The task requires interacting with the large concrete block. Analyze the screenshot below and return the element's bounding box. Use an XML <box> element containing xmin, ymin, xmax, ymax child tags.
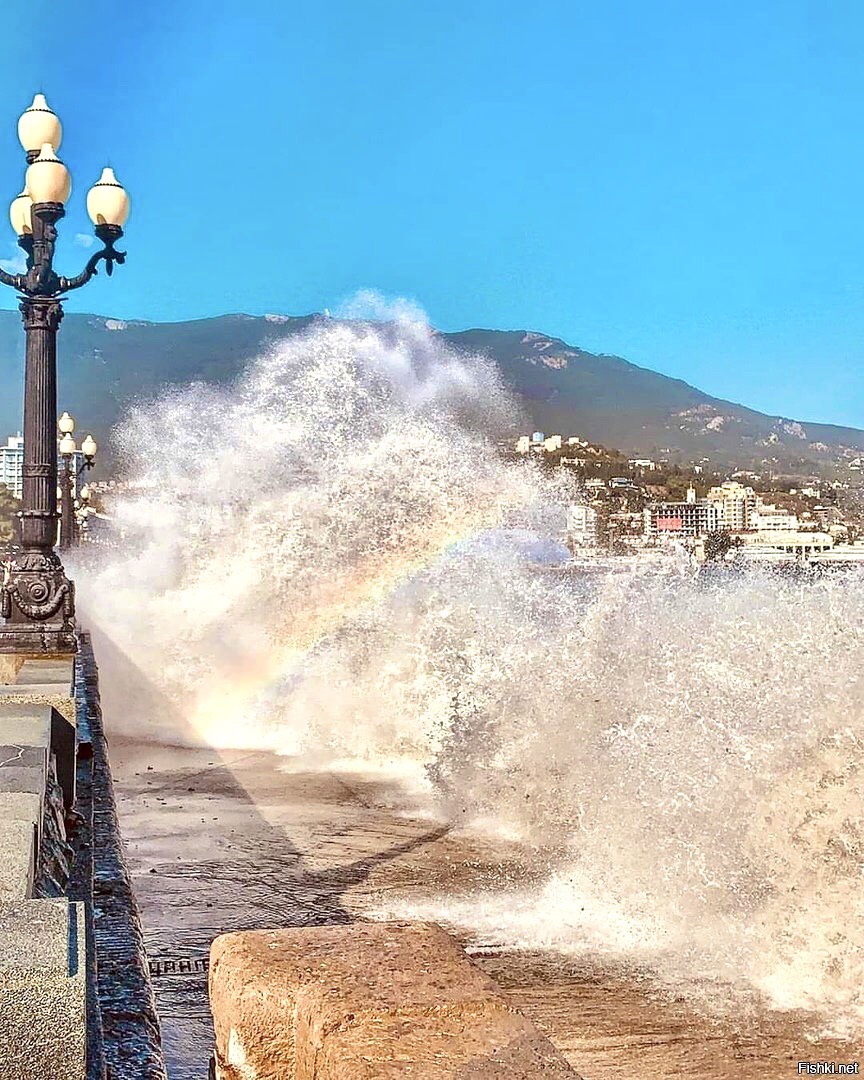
<box><xmin>0</xmin><ymin>703</ymin><xmax>76</xmax><ymax>809</ymax></box>
<box><xmin>313</xmin><ymin>1015</ymin><xmax>582</xmax><ymax>1078</ymax></box>
<box><xmin>0</xmin><ymin>898</ymin><xmax>86</xmax><ymax>1078</ymax></box>
<box><xmin>209</xmin><ymin>922</ymin><xmax>580</xmax><ymax>1080</ymax></box>
<box><xmin>0</xmin><ymin>818</ymin><xmax>36</xmax><ymax>900</ymax></box>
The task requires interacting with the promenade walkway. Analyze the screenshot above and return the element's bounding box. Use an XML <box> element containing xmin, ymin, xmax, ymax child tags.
<box><xmin>112</xmin><ymin>738</ymin><xmax>860</xmax><ymax>1080</ymax></box>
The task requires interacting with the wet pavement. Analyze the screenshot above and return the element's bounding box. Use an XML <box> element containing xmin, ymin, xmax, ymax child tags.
<box><xmin>111</xmin><ymin>738</ymin><xmax>862</xmax><ymax>1079</ymax></box>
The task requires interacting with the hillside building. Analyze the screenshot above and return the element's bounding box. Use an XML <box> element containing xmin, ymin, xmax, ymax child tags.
<box><xmin>738</xmin><ymin>531</ymin><xmax>834</xmax><ymax>560</ymax></box>
<box><xmin>0</xmin><ymin>434</ymin><xmax>23</xmax><ymax>498</ymax></box>
<box><xmin>0</xmin><ymin>433</ymin><xmax>85</xmax><ymax>501</ymax></box>
<box><xmin>567</xmin><ymin>504</ymin><xmax>598</xmax><ymax>546</ymax></box>
<box><xmin>644</xmin><ymin>495</ymin><xmax>721</xmax><ymax>538</ymax></box>
<box><xmin>707</xmin><ymin>481</ymin><xmax>756</xmax><ymax>531</ymax></box>
<box><xmin>750</xmin><ymin>503</ymin><xmax>799</xmax><ymax>532</ymax></box>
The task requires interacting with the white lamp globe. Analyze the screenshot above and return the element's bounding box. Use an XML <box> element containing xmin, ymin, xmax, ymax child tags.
<box><xmin>17</xmin><ymin>94</ymin><xmax>62</xmax><ymax>155</ymax></box>
<box><xmin>9</xmin><ymin>191</ymin><xmax>32</xmax><ymax>237</ymax></box>
<box><xmin>59</xmin><ymin>433</ymin><xmax>76</xmax><ymax>456</ymax></box>
<box><xmin>86</xmin><ymin>168</ymin><xmax>130</xmax><ymax>227</ymax></box>
<box><xmin>25</xmin><ymin>143</ymin><xmax>71</xmax><ymax>205</ymax></box>
<box><xmin>81</xmin><ymin>434</ymin><xmax>98</xmax><ymax>458</ymax></box>
<box><xmin>58</xmin><ymin>412</ymin><xmax>75</xmax><ymax>435</ymax></box>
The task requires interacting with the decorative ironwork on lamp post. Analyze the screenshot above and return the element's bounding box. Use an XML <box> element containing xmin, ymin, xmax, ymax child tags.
<box><xmin>0</xmin><ymin>95</ymin><xmax>129</xmax><ymax>653</ymax></box>
<box><xmin>57</xmin><ymin>412</ymin><xmax>97</xmax><ymax>551</ymax></box>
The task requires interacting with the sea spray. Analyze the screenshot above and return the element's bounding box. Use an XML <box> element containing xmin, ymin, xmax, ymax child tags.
<box><xmin>372</xmin><ymin>562</ymin><xmax>864</xmax><ymax>1035</ymax></box>
<box><xmin>74</xmin><ymin>307</ymin><xmax>540</xmax><ymax>746</ymax></box>
<box><xmin>74</xmin><ymin>302</ymin><xmax>864</xmax><ymax>1035</ymax></box>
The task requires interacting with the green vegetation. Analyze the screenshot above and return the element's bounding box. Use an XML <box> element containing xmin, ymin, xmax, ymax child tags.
<box><xmin>0</xmin><ymin>486</ymin><xmax>18</xmax><ymax>544</ymax></box>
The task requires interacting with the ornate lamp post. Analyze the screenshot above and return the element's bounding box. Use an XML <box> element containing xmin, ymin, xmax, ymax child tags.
<box><xmin>57</xmin><ymin>412</ymin><xmax>97</xmax><ymax>551</ymax></box>
<box><xmin>0</xmin><ymin>95</ymin><xmax>129</xmax><ymax>653</ymax></box>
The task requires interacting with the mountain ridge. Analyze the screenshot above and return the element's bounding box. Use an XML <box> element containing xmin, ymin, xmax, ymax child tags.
<box><xmin>0</xmin><ymin>309</ymin><xmax>860</xmax><ymax>471</ymax></box>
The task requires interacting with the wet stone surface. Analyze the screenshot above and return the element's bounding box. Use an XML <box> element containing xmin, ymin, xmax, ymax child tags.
<box><xmin>111</xmin><ymin>738</ymin><xmax>862</xmax><ymax>1080</ymax></box>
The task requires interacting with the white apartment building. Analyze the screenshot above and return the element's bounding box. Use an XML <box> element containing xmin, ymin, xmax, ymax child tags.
<box><xmin>707</xmin><ymin>481</ymin><xmax>756</xmax><ymax>531</ymax></box>
<box><xmin>750</xmin><ymin>502</ymin><xmax>799</xmax><ymax>532</ymax></box>
<box><xmin>0</xmin><ymin>434</ymin><xmax>85</xmax><ymax>501</ymax></box>
<box><xmin>567</xmin><ymin>504</ymin><xmax>598</xmax><ymax>546</ymax></box>
<box><xmin>515</xmin><ymin>433</ymin><xmax>564</xmax><ymax>454</ymax></box>
<box><xmin>644</xmin><ymin>498</ymin><xmax>721</xmax><ymax>538</ymax></box>
<box><xmin>0</xmin><ymin>434</ymin><xmax>23</xmax><ymax>498</ymax></box>
<box><xmin>738</xmin><ymin>531</ymin><xmax>833</xmax><ymax>559</ymax></box>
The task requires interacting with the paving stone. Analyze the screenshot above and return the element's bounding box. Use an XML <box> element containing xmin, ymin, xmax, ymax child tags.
<box><xmin>0</xmin><ymin>790</ymin><xmax>44</xmax><ymax>867</ymax></box>
<box><xmin>0</xmin><ymin>790</ymin><xmax>41</xmax><ymax>825</ymax></box>
<box><xmin>16</xmin><ymin>658</ymin><xmax>75</xmax><ymax>688</ymax></box>
<box><xmin>0</xmin><ymin>898</ymin><xmax>86</xmax><ymax>1078</ymax></box>
<box><xmin>0</xmin><ymin>819</ymin><xmax>36</xmax><ymax>900</ymax></box>
<box><xmin>0</xmin><ymin>709</ymin><xmax>51</xmax><ymax>747</ymax></box>
<box><xmin>0</xmin><ymin>704</ymin><xmax>76</xmax><ymax>809</ymax></box>
<box><xmin>0</xmin><ymin>743</ymin><xmax>47</xmax><ymax>798</ymax></box>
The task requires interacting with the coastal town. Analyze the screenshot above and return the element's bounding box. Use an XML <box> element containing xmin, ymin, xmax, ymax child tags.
<box><xmin>5</xmin><ymin>423</ymin><xmax>864</xmax><ymax>566</ymax></box>
<box><xmin>512</xmin><ymin>430</ymin><xmax>864</xmax><ymax>564</ymax></box>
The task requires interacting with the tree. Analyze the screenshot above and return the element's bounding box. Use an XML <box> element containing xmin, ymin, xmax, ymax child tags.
<box><xmin>704</xmin><ymin>530</ymin><xmax>732</xmax><ymax>562</ymax></box>
<box><xmin>0</xmin><ymin>487</ymin><xmax>19</xmax><ymax>546</ymax></box>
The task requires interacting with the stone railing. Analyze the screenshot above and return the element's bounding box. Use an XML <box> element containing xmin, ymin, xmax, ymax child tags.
<box><xmin>0</xmin><ymin>640</ymin><xmax>167</xmax><ymax>1079</ymax></box>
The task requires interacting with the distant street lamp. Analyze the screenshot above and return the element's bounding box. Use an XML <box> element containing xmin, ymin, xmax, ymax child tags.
<box><xmin>57</xmin><ymin>412</ymin><xmax>97</xmax><ymax>551</ymax></box>
<box><xmin>75</xmin><ymin>484</ymin><xmax>94</xmax><ymax>545</ymax></box>
<box><xmin>0</xmin><ymin>95</ymin><xmax>129</xmax><ymax>653</ymax></box>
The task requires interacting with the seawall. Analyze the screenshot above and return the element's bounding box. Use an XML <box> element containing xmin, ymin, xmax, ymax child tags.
<box><xmin>0</xmin><ymin>636</ymin><xmax>167</xmax><ymax>1079</ymax></box>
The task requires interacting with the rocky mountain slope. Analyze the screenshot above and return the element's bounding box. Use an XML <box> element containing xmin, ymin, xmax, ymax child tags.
<box><xmin>0</xmin><ymin>311</ymin><xmax>859</xmax><ymax>471</ymax></box>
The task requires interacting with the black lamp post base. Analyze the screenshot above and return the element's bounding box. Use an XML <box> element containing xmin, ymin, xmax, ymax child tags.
<box><xmin>0</xmin><ymin>625</ymin><xmax>77</xmax><ymax>655</ymax></box>
<box><xmin>0</xmin><ymin>548</ymin><xmax>77</xmax><ymax>655</ymax></box>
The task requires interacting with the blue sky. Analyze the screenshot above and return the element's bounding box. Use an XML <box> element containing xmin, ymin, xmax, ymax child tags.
<box><xmin>1</xmin><ymin>1</ymin><xmax>864</xmax><ymax>425</ymax></box>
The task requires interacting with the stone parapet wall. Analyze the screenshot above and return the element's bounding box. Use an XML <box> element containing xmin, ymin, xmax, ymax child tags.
<box><xmin>0</xmin><ymin>639</ymin><xmax>167</xmax><ymax>1079</ymax></box>
<box><xmin>0</xmin><ymin>655</ymin><xmax>87</xmax><ymax>1078</ymax></box>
